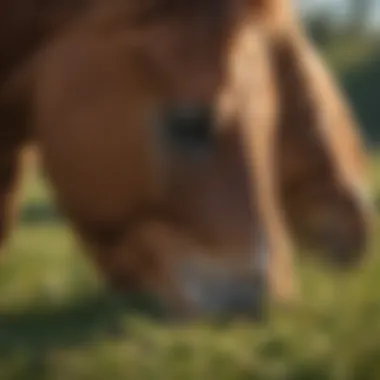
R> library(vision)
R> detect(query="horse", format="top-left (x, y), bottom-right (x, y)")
top-left (0, 0), bottom-right (373, 319)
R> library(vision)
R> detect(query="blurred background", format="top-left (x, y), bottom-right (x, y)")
top-left (299, 0), bottom-right (380, 146)
top-left (1, 1), bottom-right (380, 379)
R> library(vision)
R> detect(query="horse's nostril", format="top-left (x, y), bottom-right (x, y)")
top-left (163, 105), bottom-right (215, 151)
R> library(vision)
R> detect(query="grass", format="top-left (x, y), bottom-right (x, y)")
top-left (0, 156), bottom-right (379, 380)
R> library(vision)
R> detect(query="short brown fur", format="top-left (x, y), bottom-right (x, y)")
top-left (0, 0), bottom-right (373, 316)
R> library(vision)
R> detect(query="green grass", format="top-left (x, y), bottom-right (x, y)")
top-left (0, 157), bottom-right (379, 380)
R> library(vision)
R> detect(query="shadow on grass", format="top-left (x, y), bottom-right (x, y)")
top-left (0, 291), bottom-right (166, 379)
top-left (0, 294), bottom-right (166, 357)
top-left (0, 291), bottom-right (163, 356)
top-left (19, 200), bottom-right (63, 226)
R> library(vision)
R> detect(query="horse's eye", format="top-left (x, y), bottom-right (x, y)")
top-left (163, 105), bottom-right (215, 151)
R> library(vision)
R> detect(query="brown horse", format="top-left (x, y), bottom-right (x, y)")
top-left (0, 0), bottom-right (373, 318)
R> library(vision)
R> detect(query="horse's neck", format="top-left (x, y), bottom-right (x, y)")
top-left (0, 0), bottom-right (91, 83)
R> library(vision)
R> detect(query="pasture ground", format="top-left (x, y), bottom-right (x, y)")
top-left (0, 154), bottom-right (379, 380)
